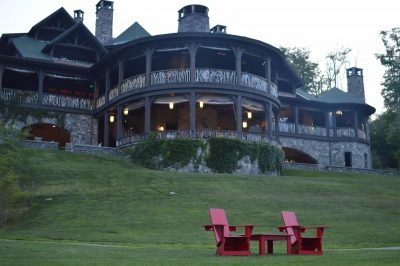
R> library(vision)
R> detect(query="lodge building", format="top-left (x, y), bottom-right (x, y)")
top-left (0, 1), bottom-right (375, 168)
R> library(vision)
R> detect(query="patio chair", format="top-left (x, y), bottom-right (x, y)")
top-left (278, 210), bottom-right (331, 255)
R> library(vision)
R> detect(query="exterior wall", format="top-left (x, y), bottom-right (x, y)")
top-left (6, 112), bottom-right (98, 146)
top-left (280, 136), bottom-right (372, 169)
top-left (65, 114), bottom-right (98, 145)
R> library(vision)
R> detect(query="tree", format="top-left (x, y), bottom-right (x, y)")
top-left (376, 28), bottom-right (400, 111)
top-left (280, 47), bottom-right (321, 94)
top-left (281, 46), bottom-right (352, 95)
top-left (324, 47), bottom-right (352, 89)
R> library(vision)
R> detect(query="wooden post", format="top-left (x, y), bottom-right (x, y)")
top-left (37, 69), bottom-right (44, 105)
top-left (144, 96), bottom-right (151, 133)
top-left (103, 111), bottom-right (110, 147)
top-left (236, 95), bottom-right (243, 134)
top-left (189, 92), bottom-right (196, 132)
top-left (145, 48), bottom-right (153, 87)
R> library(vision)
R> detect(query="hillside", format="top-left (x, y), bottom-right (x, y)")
top-left (0, 149), bottom-right (399, 265)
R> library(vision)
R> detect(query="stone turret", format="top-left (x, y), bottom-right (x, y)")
top-left (346, 67), bottom-right (365, 102)
top-left (95, 0), bottom-right (113, 45)
top-left (178, 5), bottom-right (209, 33)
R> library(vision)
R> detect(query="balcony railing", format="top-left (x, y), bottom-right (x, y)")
top-left (116, 129), bottom-right (273, 147)
top-left (96, 68), bottom-right (278, 109)
top-left (96, 95), bottom-right (105, 108)
top-left (151, 69), bottom-right (190, 85)
top-left (0, 88), bottom-right (93, 110)
top-left (42, 93), bottom-right (93, 110)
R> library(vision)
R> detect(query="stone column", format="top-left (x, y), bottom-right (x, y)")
top-left (189, 92), bottom-right (196, 133)
top-left (145, 48), bottom-right (153, 87)
top-left (103, 111), bottom-right (110, 147)
top-left (37, 69), bottom-right (44, 105)
top-left (188, 43), bottom-right (198, 82)
top-left (294, 106), bottom-right (299, 134)
top-left (105, 69), bottom-right (110, 103)
top-left (116, 105), bottom-right (123, 140)
top-left (118, 59), bottom-right (125, 84)
top-left (236, 95), bottom-right (243, 134)
top-left (354, 111), bottom-right (359, 138)
top-left (144, 96), bottom-right (151, 133)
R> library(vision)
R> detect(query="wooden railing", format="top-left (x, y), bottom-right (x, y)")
top-left (96, 68), bottom-right (278, 109)
top-left (0, 88), bottom-right (93, 110)
top-left (116, 129), bottom-right (273, 147)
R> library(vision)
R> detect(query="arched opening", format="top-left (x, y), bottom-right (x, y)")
top-left (25, 123), bottom-right (70, 148)
top-left (283, 147), bottom-right (318, 164)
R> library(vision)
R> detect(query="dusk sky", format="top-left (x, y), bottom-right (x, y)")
top-left (1, 0), bottom-right (398, 115)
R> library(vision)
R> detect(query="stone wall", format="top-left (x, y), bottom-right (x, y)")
top-left (22, 140), bottom-right (59, 149)
top-left (65, 143), bottom-right (116, 155)
top-left (280, 136), bottom-right (372, 169)
top-left (7, 112), bottom-right (98, 146)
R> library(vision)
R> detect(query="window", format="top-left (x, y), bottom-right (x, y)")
top-left (345, 152), bottom-right (352, 167)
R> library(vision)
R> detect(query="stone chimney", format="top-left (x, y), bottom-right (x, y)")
top-left (73, 10), bottom-right (84, 23)
top-left (346, 67), bottom-right (365, 102)
top-left (178, 5), bottom-right (210, 33)
top-left (95, 0), bottom-right (113, 45)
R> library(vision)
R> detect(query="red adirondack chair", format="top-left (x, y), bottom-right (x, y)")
top-left (204, 208), bottom-right (254, 256)
top-left (278, 211), bottom-right (330, 255)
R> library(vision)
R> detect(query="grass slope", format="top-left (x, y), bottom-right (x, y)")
top-left (0, 149), bottom-right (399, 265)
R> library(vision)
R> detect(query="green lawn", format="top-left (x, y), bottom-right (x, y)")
top-left (0, 149), bottom-right (399, 265)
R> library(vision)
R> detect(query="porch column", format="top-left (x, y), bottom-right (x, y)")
top-left (265, 57), bottom-right (271, 94)
top-left (275, 108), bottom-right (280, 141)
top-left (333, 111), bottom-right (337, 138)
top-left (234, 47), bottom-right (245, 85)
top-left (354, 111), bottom-right (359, 138)
top-left (265, 103), bottom-right (273, 139)
top-left (144, 96), bottom-right (151, 134)
top-left (105, 69), bottom-right (110, 103)
top-left (116, 105), bottom-right (123, 140)
top-left (145, 48), bottom-right (153, 87)
top-left (365, 118), bottom-right (370, 141)
top-left (294, 106), bottom-right (299, 134)
top-left (189, 92), bottom-right (196, 133)
top-left (188, 43), bottom-right (198, 82)
top-left (236, 95), bottom-right (243, 134)
top-left (0, 64), bottom-right (4, 89)
top-left (103, 111), bottom-right (110, 147)
top-left (37, 69), bottom-right (44, 105)
top-left (325, 111), bottom-right (330, 137)
top-left (118, 59), bottom-right (125, 84)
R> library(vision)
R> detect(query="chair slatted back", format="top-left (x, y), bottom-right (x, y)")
top-left (282, 210), bottom-right (299, 244)
top-left (209, 208), bottom-right (230, 243)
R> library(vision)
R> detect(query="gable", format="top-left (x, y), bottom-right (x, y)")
top-left (42, 22), bottom-right (107, 64)
top-left (28, 7), bottom-right (76, 41)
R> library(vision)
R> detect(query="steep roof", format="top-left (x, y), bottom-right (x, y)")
top-left (113, 22), bottom-right (150, 45)
top-left (296, 88), bottom-right (316, 100)
top-left (316, 87), bottom-right (363, 104)
top-left (28, 7), bottom-right (75, 38)
top-left (11, 36), bottom-right (51, 61)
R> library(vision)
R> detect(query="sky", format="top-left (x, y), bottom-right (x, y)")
top-left (0, 0), bottom-right (398, 115)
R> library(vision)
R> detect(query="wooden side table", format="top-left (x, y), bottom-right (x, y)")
top-left (250, 234), bottom-right (292, 255)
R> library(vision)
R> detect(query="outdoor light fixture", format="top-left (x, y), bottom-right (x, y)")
top-left (242, 121), bottom-right (248, 128)
top-left (336, 110), bottom-right (343, 115)
top-left (123, 107), bottom-right (129, 115)
top-left (247, 111), bottom-right (252, 119)
top-left (169, 102), bottom-right (174, 109)
top-left (199, 101), bottom-right (204, 108)
top-left (109, 115), bottom-right (115, 123)
top-left (159, 126), bottom-right (165, 131)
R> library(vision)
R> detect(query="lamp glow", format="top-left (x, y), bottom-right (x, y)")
top-left (109, 115), bottom-right (115, 123)
top-left (159, 126), bottom-right (165, 131)
top-left (199, 101), bottom-right (204, 108)
top-left (123, 107), bottom-right (129, 115)
top-left (169, 102), bottom-right (174, 109)
top-left (242, 121), bottom-right (248, 128)
top-left (247, 111), bottom-right (252, 119)
top-left (336, 110), bottom-right (343, 115)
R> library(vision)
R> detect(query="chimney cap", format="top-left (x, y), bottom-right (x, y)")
top-left (178, 5), bottom-right (209, 20)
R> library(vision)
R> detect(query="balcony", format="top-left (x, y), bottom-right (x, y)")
top-left (0, 88), bottom-right (93, 111)
top-left (100, 68), bottom-right (278, 109)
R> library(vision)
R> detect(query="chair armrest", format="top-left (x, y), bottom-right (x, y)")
top-left (301, 225), bottom-right (331, 238)
top-left (230, 224), bottom-right (257, 236)
top-left (204, 224), bottom-right (225, 231)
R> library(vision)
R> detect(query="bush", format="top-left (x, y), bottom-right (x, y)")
top-left (129, 136), bottom-right (284, 175)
